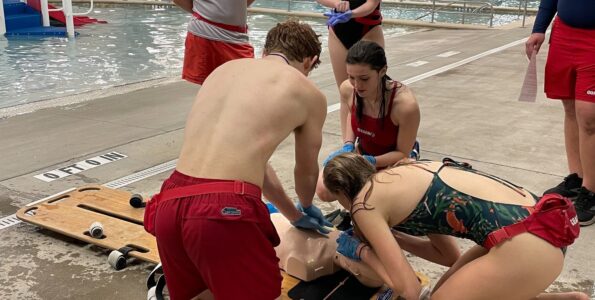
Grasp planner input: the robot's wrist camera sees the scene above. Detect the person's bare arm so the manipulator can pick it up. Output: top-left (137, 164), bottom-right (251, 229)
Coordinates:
top-left (263, 163), bottom-right (302, 222)
top-left (294, 88), bottom-right (327, 208)
top-left (353, 204), bottom-right (421, 298)
top-left (374, 88), bottom-right (420, 168)
top-left (393, 232), bottom-right (460, 267)
top-left (316, 0), bottom-right (342, 9)
top-left (339, 80), bottom-right (356, 144)
top-left (173, 0), bottom-right (193, 14)
top-left (350, 0), bottom-right (380, 18)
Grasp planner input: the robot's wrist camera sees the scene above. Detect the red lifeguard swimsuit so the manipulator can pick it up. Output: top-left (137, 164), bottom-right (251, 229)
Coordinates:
top-left (350, 85), bottom-right (399, 156)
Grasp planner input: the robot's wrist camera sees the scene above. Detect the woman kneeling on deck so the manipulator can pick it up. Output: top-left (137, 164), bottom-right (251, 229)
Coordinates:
top-left (316, 40), bottom-right (420, 203)
top-left (322, 153), bottom-right (587, 300)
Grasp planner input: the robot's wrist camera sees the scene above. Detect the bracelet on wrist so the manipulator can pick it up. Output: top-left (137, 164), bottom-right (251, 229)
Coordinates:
top-left (357, 243), bottom-right (369, 258)
top-left (344, 140), bottom-right (354, 145)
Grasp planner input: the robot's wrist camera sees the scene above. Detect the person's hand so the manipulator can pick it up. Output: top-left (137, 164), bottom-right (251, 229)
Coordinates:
top-left (291, 214), bottom-right (331, 235)
top-left (363, 155), bottom-right (376, 167)
top-left (336, 229), bottom-right (363, 261)
top-left (324, 10), bottom-right (352, 27)
top-left (525, 33), bottom-right (545, 59)
top-left (334, 0), bottom-right (349, 12)
top-left (323, 142), bottom-right (355, 166)
top-left (297, 203), bottom-right (333, 227)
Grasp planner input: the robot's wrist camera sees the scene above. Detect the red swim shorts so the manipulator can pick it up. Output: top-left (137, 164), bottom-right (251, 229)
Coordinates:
top-left (182, 32), bottom-right (254, 85)
top-left (545, 17), bottom-right (595, 103)
top-left (154, 170), bottom-right (281, 300)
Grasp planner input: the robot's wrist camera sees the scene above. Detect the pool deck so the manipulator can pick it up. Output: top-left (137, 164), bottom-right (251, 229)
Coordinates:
top-left (1, 19), bottom-right (594, 298)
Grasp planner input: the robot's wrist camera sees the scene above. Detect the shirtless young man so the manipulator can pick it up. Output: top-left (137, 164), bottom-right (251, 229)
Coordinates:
top-left (150, 20), bottom-right (329, 300)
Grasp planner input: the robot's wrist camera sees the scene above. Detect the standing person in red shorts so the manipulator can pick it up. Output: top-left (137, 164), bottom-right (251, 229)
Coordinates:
top-left (173, 0), bottom-right (255, 85)
top-left (149, 20), bottom-right (331, 300)
top-left (525, 0), bottom-right (595, 226)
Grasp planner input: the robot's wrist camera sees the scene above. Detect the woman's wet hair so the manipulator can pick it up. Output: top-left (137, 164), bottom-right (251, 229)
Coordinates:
top-left (263, 19), bottom-right (322, 68)
top-left (323, 153), bottom-right (377, 241)
top-left (346, 41), bottom-right (397, 126)
top-left (323, 152), bottom-right (376, 202)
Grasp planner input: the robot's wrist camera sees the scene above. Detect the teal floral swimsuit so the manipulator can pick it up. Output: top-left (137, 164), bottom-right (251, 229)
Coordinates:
top-left (392, 159), bottom-right (540, 246)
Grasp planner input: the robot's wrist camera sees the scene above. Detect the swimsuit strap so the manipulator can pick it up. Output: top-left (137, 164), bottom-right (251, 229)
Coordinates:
top-left (441, 158), bottom-right (527, 197)
top-left (399, 159), bottom-right (527, 197)
top-left (386, 82), bottom-right (398, 113)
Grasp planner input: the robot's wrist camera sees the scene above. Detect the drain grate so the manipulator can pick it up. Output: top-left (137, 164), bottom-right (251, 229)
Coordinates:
top-left (104, 159), bottom-right (177, 189)
top-left (0, 214), bottom-right (20, 230)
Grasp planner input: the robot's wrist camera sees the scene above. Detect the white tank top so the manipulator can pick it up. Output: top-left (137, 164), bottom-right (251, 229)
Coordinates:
top-left (188, 0), bottom-right (249, 44)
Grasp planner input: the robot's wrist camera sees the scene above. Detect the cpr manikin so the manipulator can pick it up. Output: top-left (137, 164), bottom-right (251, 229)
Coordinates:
top-left (271, 213), bottom-right (383, 287)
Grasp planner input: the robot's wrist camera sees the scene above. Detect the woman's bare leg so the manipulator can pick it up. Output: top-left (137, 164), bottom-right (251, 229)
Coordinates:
top-left (432, 233), bottom-right (564, 300)
top-left (328, 28), bottom-right (349, 90)
top-left (432, 245), bottom-right (488, 293)
top-left (361, 25), bottom-right (385, 48)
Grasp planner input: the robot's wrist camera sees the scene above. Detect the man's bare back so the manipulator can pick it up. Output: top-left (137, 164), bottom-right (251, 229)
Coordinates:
top-left (177, 56), bottom-right (327, 187)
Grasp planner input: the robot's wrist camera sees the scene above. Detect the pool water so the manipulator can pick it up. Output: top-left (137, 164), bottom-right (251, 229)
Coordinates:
top-left (0, 5), bottom-right (409, 109)
top-left (254, 0), bottom-right (537, 27)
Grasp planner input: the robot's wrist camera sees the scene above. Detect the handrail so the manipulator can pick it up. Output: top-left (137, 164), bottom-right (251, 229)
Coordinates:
top-left (414, 1), bottom-right (456, 21)
top-left (74, 0), bottom-right (93, 16)
top-left (40, 0), bottom-right (94, 38)
top-left (415, 0), bottom-right (494, 27)
top-left (0, 0), bottom-right (6, 35)
top-left (45, 0), bottom-right (93, 15)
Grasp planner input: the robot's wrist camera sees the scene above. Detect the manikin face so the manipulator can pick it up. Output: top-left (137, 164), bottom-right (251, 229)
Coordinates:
top-left (346, 63), bottom-right (385, 98)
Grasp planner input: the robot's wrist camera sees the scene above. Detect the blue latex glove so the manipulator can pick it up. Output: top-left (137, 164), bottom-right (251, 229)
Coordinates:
top-left (336, 229), bottom-right (362, 261)
top-left (409, 140), bottom-right (420, 160)
top-left (363, 155), bottom-right (376, 166)
top-left (324, 10), bottom-right (352, 27)
top-left (297, 203), bottom-right (333, 227)
top-left (377, 288), bottom-right (394, 300)
top-left (292, 214), bottom-right (331, 235)
top-left (323, 142), bottom-right (355, 166)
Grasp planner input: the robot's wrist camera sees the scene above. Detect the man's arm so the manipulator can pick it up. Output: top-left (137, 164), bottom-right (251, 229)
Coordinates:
top-left (173, 0), bottom-right (193, 14)
top-left (294, 89), bottom-right (326, 208)
top-left (263, 163), bottom-right (302, 222)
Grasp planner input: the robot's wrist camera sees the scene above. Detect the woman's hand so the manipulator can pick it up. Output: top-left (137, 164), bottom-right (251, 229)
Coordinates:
top-left (336, 229), bottom-right (365, 261)
top-left (323, 142), bottom-right (355, 166)
top-left (334, 0), bottom-right (350, 12)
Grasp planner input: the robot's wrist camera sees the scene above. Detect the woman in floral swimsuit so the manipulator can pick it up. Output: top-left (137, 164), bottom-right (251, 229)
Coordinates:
top-left (322, 153), bottom-right (586, 300)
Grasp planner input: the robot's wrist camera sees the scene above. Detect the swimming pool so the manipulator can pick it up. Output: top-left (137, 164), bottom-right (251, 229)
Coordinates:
top-left (253, 0), bottom-right (537, 27)
top-left (0, 5), bottom-right (409, 109)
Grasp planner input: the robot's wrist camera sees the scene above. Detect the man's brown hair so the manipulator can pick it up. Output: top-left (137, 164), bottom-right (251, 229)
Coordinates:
top-left (263, 19), bottom-right (322, 68)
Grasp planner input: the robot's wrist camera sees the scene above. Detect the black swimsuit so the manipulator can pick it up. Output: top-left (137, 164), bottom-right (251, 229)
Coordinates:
top-left (331, 0), bottom-right (382, 49)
